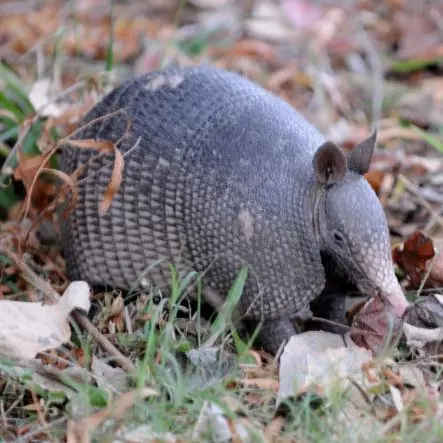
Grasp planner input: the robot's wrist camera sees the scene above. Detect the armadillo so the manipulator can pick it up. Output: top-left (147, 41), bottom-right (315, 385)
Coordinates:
top-left (59, 66), bottom-right (409, 353)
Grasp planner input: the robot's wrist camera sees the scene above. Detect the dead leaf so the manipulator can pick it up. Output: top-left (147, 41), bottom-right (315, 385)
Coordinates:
top-left (364, 170), bottom-right (385, 195)
top-left (351, 297), bottom-right (403, 354)
top-left (14, 151), bottom-right (52, 197)
top-left (99, 143), bottom-right (124, 214)
top-left (0, 281), bottom-right (90, 360)
top-left (62, 138), bottom-right (114, 152)
top-left (61, 137), bottom-right (125, 214)
top-left (41, 167), bottom-right (79, 211)
top-left (29, 78), bottom-right (70, 118)
top-left (393, 231), bottom-right (435, 288)
top-left (278, 331), bottom-right (372, 400)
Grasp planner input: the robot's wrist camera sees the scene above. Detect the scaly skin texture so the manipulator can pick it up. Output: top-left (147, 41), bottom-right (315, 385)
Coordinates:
top-left (59, 66), bottom-right (408, 353)
top-left (60, 67), bottom-right (326, 350)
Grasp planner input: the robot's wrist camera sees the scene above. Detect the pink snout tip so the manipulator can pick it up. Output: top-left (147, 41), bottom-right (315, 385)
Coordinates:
top-left (385, 286), bottom-right (409, 318)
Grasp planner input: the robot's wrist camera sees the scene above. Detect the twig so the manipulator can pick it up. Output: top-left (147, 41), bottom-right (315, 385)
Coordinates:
top-left (0, 242), bottom-right (136, 373)
top-left (310, 316), bottom-right (351, 332)
top-left (71, 311), bottom-right (135, 372)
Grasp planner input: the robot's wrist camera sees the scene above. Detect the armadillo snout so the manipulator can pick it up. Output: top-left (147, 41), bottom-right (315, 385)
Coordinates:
top-left (357, 245), bottom-right (409, 318)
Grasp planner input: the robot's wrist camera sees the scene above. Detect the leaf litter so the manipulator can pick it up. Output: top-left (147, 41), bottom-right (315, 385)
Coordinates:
top-left (0, 0), bottom-right (443, 441)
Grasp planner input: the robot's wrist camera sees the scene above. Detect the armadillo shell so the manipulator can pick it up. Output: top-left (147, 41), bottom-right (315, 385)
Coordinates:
top-left (59, 66), bottom-right (326, 319)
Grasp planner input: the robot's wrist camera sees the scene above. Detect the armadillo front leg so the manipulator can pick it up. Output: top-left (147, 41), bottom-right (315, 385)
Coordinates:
top-left (257, 318), bottom-right (297, 354)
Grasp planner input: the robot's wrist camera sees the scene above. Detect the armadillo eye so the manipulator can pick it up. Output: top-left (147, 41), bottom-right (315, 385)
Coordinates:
top-left (333, 231), bottom-right (344, 243)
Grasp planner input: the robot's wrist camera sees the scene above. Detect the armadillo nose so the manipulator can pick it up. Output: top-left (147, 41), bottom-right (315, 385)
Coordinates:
top-left (383, 281), bottom-right (409, 318)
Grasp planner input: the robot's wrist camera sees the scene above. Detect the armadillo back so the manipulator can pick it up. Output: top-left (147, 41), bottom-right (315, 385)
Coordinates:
top-left (60, 66), bottom-right (326, 319)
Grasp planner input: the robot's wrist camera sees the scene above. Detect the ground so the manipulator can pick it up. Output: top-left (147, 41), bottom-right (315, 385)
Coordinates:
top-left (0, 0), bottom-right (443, 442)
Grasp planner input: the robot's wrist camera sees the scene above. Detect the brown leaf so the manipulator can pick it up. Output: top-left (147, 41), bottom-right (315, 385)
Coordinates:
top-left (62, 138), bottom-right (114, 152)
top-left (393, 231), bottom-right (435, 288)
top-left (364, 170), bottom-right (385, 195)
top-left (61, 138), bottom-right (125, 213)
top-left (13, 152), bottom-right (50, 196)
top-left (41, 168), bottom-right (78, 211)
top-left (99, 144), bottom-right (124, 214)
top-left (351, 297), bottom-right (403, 354)
top-left (48, 104), bottom-right (94, 133)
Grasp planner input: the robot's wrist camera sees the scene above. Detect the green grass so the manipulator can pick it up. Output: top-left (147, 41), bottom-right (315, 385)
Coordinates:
top-left (1, 9), bottom-right (443, 441)
top-left (2, 261), bottom-right (443, 442)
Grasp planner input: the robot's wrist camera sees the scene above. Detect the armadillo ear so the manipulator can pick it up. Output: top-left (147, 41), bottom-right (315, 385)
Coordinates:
top-left (312, 141), bottom-right (347, 185)
top-left (346, 129), bottom-right (377, 175)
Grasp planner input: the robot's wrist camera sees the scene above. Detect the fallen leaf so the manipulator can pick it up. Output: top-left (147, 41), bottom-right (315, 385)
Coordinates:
top-left (14, 151), bottom-right (52, 197)
top-left (393, 231), bottom-right (435, 288)
top-left (364, 170), bottom-right (385, 195)
top-left (278, 331), bottom-right (372, 400)
top-left (0, 281), bottom-right (90, 360)
top-left (62, 138), bottom-right (114, 152)
top-left (351, 297), bottom-right (403, 354)
top-left (99, 143), bottom-right (124, 214)
top-left (29, 78), bottom-right (70, 118)
top-left (62, 137), bottom-right (126, 214)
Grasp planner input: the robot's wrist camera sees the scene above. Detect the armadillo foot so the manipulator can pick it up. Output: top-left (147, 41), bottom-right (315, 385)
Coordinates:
top-left (307, 290), bottom-right (348, 334)
top-left (257, 318), bottom-right (297, 355)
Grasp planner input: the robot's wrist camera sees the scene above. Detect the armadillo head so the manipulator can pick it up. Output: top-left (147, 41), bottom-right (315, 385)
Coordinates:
top-left (312, 131), bottom-right (408, 318)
